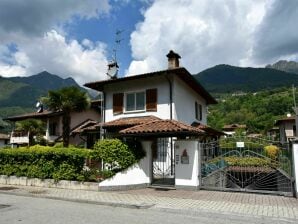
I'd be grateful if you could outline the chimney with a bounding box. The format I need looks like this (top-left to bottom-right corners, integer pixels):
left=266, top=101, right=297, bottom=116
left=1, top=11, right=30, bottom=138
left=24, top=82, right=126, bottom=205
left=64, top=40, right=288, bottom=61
left=166, top=50, right=181, bottom=69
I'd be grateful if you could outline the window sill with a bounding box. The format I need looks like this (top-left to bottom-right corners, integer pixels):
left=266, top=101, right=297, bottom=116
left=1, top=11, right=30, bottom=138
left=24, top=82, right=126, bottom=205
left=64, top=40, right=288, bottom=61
left=124, top=110, right=146, bottom=114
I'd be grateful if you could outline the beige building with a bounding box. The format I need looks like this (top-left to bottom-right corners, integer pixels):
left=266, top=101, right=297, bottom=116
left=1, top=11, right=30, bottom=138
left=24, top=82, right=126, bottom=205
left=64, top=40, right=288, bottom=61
left=4, top=101, right=101, bottom=147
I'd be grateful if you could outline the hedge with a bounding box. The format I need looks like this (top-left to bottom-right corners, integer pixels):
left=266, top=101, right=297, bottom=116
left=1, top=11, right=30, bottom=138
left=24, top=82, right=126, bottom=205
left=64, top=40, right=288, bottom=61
left=0, top=139, right=145, bottom=182
left=209, top=156, right=272, bottom=167
left=0, top=145, right=93, bottom=181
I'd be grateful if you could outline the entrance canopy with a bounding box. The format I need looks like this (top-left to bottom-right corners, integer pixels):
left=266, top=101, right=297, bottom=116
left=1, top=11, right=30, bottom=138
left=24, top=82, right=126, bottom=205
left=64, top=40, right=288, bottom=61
left=119, top=119, right=205, bottom=137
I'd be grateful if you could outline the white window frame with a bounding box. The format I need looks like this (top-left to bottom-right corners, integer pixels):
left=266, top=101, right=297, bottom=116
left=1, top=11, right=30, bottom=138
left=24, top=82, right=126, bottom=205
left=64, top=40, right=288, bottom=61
left=124, top=91, right=146, bottom=113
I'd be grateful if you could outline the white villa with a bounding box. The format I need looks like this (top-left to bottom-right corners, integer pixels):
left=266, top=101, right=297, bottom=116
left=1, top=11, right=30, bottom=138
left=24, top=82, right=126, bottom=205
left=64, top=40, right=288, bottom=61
left=80, top=50, right=221, bottom=189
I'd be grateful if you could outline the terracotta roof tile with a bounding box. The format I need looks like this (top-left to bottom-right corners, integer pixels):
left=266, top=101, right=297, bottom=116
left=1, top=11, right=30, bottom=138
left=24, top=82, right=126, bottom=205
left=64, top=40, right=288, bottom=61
left=71, top=119, right=99, bottom=134
left=102, top=116, right=161, bottom=128
left=120, top=119, right=205, bottom=136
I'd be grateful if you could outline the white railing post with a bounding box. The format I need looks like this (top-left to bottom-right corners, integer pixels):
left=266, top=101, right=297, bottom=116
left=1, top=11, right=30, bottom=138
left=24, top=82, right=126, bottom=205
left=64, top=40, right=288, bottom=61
left=292, top=140, right=298, bottom=196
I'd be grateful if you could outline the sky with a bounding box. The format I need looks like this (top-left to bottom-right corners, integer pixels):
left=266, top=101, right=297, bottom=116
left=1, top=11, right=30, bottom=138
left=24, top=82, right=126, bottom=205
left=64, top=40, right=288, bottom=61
left=0, top=0, right=298, bottom=85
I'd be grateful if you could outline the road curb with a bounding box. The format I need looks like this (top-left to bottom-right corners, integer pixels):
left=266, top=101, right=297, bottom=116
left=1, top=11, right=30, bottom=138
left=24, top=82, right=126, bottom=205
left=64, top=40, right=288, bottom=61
left=0, top=190, right=155, bottom=209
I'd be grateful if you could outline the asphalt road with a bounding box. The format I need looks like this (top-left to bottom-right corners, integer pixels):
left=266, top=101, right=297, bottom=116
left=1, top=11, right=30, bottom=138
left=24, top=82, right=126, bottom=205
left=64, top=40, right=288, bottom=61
left=0, top=193, right=296, bottom=224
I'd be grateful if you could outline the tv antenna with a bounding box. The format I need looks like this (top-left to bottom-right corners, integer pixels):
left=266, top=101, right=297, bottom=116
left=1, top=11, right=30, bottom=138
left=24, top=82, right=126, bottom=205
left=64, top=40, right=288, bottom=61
left=106, top=29, right=124, bottom=79
left=35, top=101, right=43, bottom=113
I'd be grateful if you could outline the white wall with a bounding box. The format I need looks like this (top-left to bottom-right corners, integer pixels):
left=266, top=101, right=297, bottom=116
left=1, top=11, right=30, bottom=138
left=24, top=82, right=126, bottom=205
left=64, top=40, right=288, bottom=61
left=172, top=76, right=207, bottom=125
left=293, top=143, right=298, bottom=195
left=104, top=76, right=171, bottom=122
left=99, top=141, right=152, bottom=188
left=174, top=140, right=199, bottom=188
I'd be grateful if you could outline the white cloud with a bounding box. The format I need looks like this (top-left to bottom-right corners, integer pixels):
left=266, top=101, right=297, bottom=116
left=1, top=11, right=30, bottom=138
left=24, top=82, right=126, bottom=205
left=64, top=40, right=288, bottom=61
left=127, top=0, right=269, bottom=75
left=0, top=31, right=108, bottom=85
left=0, top=0, right=110, bottom=43
left=253, top=0, right=298, bottom=64
left=0, top=0, right=111, bottom=84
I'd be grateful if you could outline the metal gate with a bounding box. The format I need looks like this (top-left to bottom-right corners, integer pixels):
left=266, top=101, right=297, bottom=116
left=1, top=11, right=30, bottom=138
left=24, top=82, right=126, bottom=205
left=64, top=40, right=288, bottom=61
left=152, top=138, right=175, bottom=186
left=200, top=137, right=294, bottom=196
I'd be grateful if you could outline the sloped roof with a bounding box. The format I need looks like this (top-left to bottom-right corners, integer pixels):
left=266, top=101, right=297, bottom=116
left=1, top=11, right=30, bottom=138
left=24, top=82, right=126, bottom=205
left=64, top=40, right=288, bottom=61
left=102, top=116, right=161, bottom=128
left=4, top=110, right=63, bottom=122
left=223, top=124, right=247, bottom=130
left=192, top=122, right=224, bottom=136
left=0, top=133, right=9, bottom=140
left=84, top=67, right=217, bottom=105
left=275, top=116, right=295, bottom=125
left=119, top=119, right=205, bottom=137
left=71, top=119, right=99, bottom=134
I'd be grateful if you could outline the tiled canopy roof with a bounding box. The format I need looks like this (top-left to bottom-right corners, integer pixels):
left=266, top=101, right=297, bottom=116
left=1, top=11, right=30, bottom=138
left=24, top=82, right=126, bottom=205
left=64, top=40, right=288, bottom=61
left=71, top=119, right=99, bottom=134
left=102, top=116, right=161, bottom=128
left=119, top=119, right=205, bottom=136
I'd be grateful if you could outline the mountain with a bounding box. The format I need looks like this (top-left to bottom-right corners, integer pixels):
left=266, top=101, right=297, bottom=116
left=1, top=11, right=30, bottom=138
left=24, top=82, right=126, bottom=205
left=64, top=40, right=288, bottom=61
left=9, top=71, right=79, bottom=91
left=266, top=60, right=298, bottom=74
left=0, top=71, right=83, bottom=131
left=194, top=64, right=298, bottom=93
left=0, top=71, right=81, bottom=108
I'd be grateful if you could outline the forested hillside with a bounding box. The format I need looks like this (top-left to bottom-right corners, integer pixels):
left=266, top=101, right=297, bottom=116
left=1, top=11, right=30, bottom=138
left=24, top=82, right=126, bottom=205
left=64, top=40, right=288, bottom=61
left=208, top=87, right=296, bottom=133
left=195, top=64, right=298, bottom=94
left=0, top=71, right=82, bottom=131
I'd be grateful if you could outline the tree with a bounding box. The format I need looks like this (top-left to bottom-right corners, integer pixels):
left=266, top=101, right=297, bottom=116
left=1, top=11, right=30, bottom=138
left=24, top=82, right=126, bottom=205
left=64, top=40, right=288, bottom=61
left=42, top=86, right=89, bottom=147
left=16, top=119, right=45, bottom=146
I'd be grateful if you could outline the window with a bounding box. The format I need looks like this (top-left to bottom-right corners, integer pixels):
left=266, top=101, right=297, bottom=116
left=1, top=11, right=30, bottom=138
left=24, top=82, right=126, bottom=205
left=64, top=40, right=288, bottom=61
left=125, top=91, right=145, bottom=112
left=113, top=89, right=157, bottom=114
left=195, top=102, right=202, bottom=121
left=49, top=122, right=57, bottom=135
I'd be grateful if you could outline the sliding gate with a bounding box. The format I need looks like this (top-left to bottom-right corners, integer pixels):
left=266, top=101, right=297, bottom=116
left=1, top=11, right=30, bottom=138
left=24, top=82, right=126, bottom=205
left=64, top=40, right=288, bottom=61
left=200, top=137, right=294, bottom=196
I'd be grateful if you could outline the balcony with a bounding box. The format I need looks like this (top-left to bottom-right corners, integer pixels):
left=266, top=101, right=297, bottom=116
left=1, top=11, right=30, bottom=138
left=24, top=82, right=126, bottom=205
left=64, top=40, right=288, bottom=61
left=10, top=131, right=29, bottom=145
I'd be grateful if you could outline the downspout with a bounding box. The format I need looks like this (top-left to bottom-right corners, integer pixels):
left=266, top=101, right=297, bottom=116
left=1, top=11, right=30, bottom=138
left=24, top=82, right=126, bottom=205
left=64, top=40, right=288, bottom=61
left=101, top=91, right=106, bottom=139
left=166, top=75, right=173, bottom=120
left=166, top=75, right=174, bottom=178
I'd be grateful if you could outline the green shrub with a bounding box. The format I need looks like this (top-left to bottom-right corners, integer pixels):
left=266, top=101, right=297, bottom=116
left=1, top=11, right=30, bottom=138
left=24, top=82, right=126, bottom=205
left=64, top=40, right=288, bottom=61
left=0, top=145, right=91, bottom=181
left=210, top=156, right=271, bottom=167
left=52, top=163, right=77, bottom=181
left=93, top=139, right=145, bottom=174
left=264, top=145, right=280, bottom=160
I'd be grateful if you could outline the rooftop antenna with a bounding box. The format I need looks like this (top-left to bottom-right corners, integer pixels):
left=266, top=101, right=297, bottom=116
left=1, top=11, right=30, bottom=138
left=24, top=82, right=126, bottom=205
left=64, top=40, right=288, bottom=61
left=106, top=29, right=124, bottom=79
left=35, top=101, right=43, bottom=113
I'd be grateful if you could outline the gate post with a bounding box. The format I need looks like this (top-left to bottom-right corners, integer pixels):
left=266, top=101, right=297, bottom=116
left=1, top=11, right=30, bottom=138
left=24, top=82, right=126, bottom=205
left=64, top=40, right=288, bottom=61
left=292, top=141, right=298, bottom=196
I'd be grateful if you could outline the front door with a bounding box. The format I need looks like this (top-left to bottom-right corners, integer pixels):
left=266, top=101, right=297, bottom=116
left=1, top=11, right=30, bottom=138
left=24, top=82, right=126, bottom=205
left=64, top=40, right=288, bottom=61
left=152, top=138, right=175, bottom=186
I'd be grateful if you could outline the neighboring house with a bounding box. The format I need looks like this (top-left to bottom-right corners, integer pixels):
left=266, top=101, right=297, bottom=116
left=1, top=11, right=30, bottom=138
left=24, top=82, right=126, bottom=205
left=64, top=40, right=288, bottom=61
left=4, top=101, right=101, bottom=147
left=0, top=133, right=9, bottom=148
left=81, top=50, right=221, bottom=189
left=222, top=124, right=247, bottom=136
left=276, top=116, right=296, bottom=143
